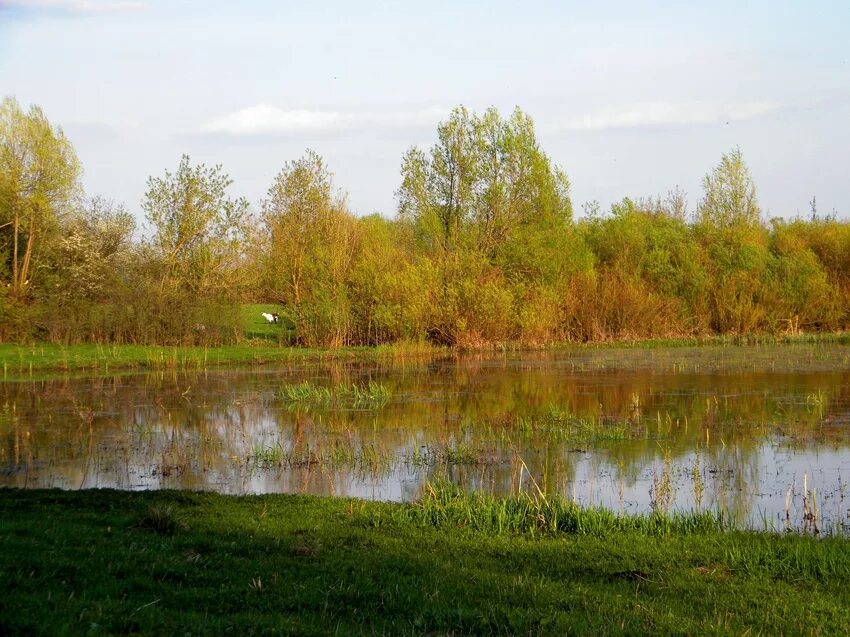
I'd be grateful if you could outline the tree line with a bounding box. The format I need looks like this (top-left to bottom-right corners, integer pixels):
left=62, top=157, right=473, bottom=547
left=1, top=96, right=848, bottom=346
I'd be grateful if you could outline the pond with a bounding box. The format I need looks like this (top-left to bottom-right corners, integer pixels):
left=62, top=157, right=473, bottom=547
left=2, top=344, right=850, bottom=533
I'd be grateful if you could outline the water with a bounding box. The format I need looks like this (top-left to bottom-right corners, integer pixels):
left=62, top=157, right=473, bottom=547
left=2, top=344, right=850, bottom=532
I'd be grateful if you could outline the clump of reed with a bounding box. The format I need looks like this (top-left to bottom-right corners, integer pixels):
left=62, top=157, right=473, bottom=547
left=376, top=481, right=726, bottom=537
left=478, top=405, right=641, bottom=445
left=137, top=503, right=188, bottom=535
left=250, top=442, right=285, bottom=467
left=280, top=381, right=333, bottom=405
left=340, top=381, right=392, bottom=408
left=278, top=380, right=392, bottom=409
left=248, top=440, right=394, bottom=475
left=650, top=446, right=676, bottom=513
left=407, top=442, right=495, bottom=466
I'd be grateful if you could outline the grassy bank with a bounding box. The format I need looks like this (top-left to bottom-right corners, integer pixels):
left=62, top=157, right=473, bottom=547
left=1, top=488, right=848, bottom=635
left=0, top=340, right=438, bottom=375
left=2, top=331, right=850, bottom=376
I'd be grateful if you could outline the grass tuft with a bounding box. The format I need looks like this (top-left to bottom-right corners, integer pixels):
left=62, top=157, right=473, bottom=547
left=137, top=503, right=187, bottom=535
left=279, top=380, right=392, bottom=409
left=380, top=481, right=727, bottom=537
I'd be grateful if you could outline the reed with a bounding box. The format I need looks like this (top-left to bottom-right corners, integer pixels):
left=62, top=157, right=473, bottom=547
left=279, top=381, right=333, bottom=405
left=278, top=380, right=392, bottom=409
left=386, top=481, right=727, bottom=537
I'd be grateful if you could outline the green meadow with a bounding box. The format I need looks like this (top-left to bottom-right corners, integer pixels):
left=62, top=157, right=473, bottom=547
left=1, top=487, right=848, bottom=636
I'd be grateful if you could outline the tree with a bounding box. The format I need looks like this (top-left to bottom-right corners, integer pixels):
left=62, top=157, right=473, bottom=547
left=397, top=106, right=480, bottom=253
left=46, top=196, right=136, bottom=302
left=260, top=150, right=358, bottom=346
left=143, top=155, right=248, bottom=294
left=396, top=106, right=574, bottom=344
left=0, top=96, right=81, bottom=299
left=698, top=147, right=760, bottom=227
left=397, top=106, right=571, bottom=260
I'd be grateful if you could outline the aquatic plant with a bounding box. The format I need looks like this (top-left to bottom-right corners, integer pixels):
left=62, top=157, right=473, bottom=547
left=278, top=380, right=391, bottom=409
left=280, top=381, right=333, bottom=405
left=250, top=443, right=284, bottom=467
left=338, top=380, right=392, bottom=408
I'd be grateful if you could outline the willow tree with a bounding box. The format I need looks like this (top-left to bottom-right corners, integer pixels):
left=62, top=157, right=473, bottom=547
left=698, top=147, right=761, bottom=228
left=143, top=155, right=248, bottom=295
left=260, top=150, right=358, bottom=346
left=397, top=106, right=571, bottom=262
left=697, top=148, right=770, bottom=332
left=0, top=96, right=81, bottom=300
left=396, top=106, right=574, bottom=344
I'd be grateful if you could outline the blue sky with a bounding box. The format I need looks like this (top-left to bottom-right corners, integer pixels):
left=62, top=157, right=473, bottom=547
left=1, top=0, right=848, bottom=222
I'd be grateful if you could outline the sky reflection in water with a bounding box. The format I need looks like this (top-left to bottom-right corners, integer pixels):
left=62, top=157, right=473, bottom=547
left=2, top=345, right=850, bottom=532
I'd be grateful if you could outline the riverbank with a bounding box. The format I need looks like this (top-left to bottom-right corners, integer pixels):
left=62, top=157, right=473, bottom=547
left=0, top=340, right=439, bottom=375
left=1, top=487, right=848, bottom=635
left=2, top=331, right=850, bottom=375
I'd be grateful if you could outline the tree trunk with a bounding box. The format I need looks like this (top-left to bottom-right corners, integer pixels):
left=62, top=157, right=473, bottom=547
left=11, top=210, right=19, bottom=298
left=18, top=215, right=36, bottom=296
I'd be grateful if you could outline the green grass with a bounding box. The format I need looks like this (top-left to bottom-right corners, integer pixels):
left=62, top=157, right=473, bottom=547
left=559, top=331, right=850, bottom=350
left=280, top=380, right=392, bottom=409
left=2, top=325, right=849, bottom=377
left=1, top=487, right=849, bottom=635
left=241, top=303, right=296, bottom=342
left=0, top=342, right=434, bottom=377
left=248, top=440, right=394, bottom=474
left=516, top=406, right=638, bottom=442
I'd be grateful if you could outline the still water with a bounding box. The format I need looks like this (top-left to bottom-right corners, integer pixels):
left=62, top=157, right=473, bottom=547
left=2, top=345, right=850, bottom=532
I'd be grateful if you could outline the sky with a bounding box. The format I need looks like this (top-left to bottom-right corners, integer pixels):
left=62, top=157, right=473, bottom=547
left=1, top=0, right=849, bottom=224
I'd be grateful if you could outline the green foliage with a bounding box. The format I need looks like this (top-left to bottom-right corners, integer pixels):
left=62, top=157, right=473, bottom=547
left=143, top=154, right=248, bottom=295
left=348, top=215, right=433, bottom=344
left=3, top=96, right=850, bottom=347
left=0, top=96, right=81, bottom=302
left=259, top=150, right=358, bottom=346
left=698, top=147, right=761, bottom=227
left=397, top=106, right=571, bottom=259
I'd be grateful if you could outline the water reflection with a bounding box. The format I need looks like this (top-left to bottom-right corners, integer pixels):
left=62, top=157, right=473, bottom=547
left=2, top=345, right=850, bottom=532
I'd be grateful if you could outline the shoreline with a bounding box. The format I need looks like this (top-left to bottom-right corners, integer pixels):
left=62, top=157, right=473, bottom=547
left=2, top=331, right=849, bottom=375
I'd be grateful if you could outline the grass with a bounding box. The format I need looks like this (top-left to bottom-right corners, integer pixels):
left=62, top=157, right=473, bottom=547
left=517, top=406, right=637, bottom=442
left=0, top=342, right=438, bottom=377
left=241, top=303, right=296, bottom=342
left=556, top=331, right=850, bottom=350
left=279, top=380, right=392, bottom=409
left=1, top=486, right=849, bottom=636
left=280, top=380, right=335, bottom=405
left=385, top=481, right=728, bottom=536
left=3, top=303, right=849, bottom=377
left=248, top=440, right=394, bottom=474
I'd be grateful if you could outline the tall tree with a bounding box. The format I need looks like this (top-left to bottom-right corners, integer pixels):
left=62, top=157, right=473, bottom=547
left=0, top=96, right=81, bottom=299
left=698, top=147, right=761, bottom=227
left=143, top=155, right=248, bottom=294
left=398, top=106, right=480, bottom=253
left=260, top=150, right=358, bottom=345
left=397, top=106, right=571, bottom=262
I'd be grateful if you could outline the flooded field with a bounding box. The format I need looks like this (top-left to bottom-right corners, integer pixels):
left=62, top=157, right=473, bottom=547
left=3, top=344, right=850, bottom=533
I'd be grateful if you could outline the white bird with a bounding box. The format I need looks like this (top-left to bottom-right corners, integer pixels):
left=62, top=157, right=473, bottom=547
left=261, top=312, right=275, bottom=323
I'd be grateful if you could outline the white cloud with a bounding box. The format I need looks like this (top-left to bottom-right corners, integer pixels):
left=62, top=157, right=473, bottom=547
left=562, top=101, right=782, bottom=131
left=200, top=104, right=447, bottom=136
left=0, top=0, right=147, bottom=14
